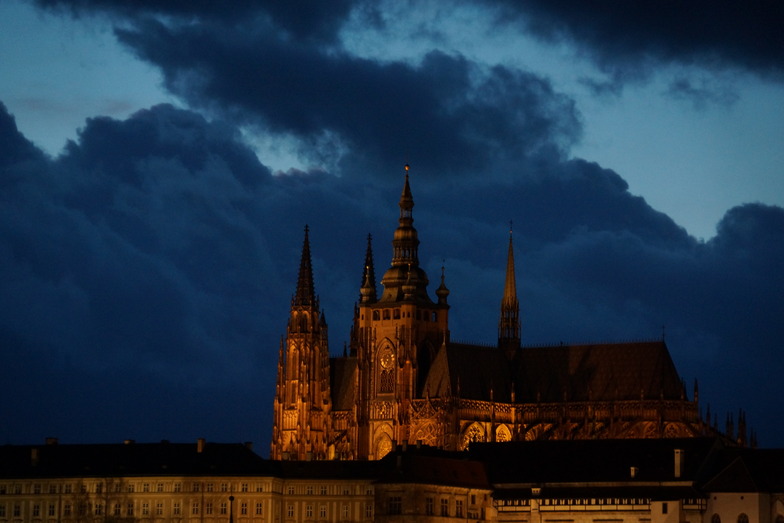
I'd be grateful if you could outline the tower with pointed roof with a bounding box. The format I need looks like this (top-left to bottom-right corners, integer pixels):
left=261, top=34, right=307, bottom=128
left=271, top=226, right=332, bottom=460
left=343, top=164, right=450, bottom=459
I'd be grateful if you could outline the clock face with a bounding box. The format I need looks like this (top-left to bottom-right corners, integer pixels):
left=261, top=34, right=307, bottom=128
left=380, top=350, right=394, bottom=369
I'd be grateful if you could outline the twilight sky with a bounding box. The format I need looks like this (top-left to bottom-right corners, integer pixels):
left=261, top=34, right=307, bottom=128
left=1, top=0, right=782, bottom=452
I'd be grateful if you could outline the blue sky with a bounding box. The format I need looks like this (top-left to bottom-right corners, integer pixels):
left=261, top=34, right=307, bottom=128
left=1, top=0, right=782, bottom=450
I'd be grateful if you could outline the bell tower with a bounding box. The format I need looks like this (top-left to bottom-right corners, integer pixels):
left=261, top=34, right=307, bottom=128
left=350, top=165, right=449, bottom=459
left=271, top=226, right=332, bottom=460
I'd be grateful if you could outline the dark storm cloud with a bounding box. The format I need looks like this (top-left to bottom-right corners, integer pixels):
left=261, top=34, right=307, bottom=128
left=34, top=0, right=357, bottom=43
left=489, top=0, right=784, bottom=83
left=110, top=17, right=579, bottom=179
left=2, top=101, right=783, bottom=447
left=34, top=0, right=581, bottom=179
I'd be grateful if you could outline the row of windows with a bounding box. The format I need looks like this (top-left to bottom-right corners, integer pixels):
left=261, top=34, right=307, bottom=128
left=0, top=500, right=265, bottom=518
left=369, top=309, right=439, bottom=322
left=285, top=502, right=371, bottom=519
left=425, top=497, right=464, bottom=517
left=284, top=485, right=372, bottom=496
left=0, top=481, right=265, bottom=495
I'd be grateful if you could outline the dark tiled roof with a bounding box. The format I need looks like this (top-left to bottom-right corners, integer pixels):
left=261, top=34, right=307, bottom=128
left=424, top=341, right=685, bottom=403
left=330, top=356, right=357, bottom=410
left=0, top=441, right=268, bottom=478
left=469, top=437, right=720, bottom=485
left=699, top=448, right=784, bottom=492
left=376, top=447, right=490, bottom=489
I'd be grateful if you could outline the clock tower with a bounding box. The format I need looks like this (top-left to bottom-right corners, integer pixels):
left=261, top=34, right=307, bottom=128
left=350, top=165, right=450, bottom=459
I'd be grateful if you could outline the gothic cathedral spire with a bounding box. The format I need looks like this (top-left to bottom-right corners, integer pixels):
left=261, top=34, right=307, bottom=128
left=499, top=225, right=521, bottom=356
left=271, top=226, right=332, bottom=460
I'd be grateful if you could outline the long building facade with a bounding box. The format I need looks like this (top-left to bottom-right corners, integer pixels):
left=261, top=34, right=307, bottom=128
left=2, top=437, right=782, bottom=523
left=271, top=166, right=721, bottom=462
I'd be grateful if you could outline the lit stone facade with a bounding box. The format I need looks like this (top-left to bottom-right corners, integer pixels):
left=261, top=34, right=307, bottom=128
left=272, top=167, right=721, bottom=462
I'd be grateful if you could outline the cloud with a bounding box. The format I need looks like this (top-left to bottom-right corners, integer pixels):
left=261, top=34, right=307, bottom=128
left=488, top=0, right=784, bottom=84
left=1, top=100, right=783, bottom=448
left=112, top=19, right=579, bottom=179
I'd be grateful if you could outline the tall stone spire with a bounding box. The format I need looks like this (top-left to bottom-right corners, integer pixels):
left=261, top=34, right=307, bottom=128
left=293, top=225, right=316, bottom=307
left=271, top=225, right=331, bottom=460
left=498, top=224, right=520, bottom=356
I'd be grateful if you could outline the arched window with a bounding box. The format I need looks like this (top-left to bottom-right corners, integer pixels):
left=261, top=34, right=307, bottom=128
left=738, top=514, right=749, bottom=523
left=372, top=310, right=380, bottom=320
left=712, top=514, right=721, bottom=523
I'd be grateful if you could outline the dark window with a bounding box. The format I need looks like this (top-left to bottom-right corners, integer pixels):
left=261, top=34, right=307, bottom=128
left=388, top=496, right=402, bottom=515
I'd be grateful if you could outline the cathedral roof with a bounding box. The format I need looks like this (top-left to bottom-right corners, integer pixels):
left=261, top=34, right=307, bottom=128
left=424, top=340, right=685, bottom=403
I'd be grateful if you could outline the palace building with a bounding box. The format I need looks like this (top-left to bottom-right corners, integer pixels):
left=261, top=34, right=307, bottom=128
left=271, top=166, right=721, bottom=462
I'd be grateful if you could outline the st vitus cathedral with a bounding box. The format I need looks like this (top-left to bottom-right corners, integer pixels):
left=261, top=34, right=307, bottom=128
left=271, top=166, right=719, bottom=461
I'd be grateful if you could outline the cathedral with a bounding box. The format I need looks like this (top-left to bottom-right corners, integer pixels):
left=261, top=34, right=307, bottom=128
left=271, top=166, right=716, bottom=461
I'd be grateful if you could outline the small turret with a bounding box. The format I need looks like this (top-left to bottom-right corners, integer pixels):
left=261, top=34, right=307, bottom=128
left=359, top=234, right=377, bottom=303
left=436, top=265, right=450, bottom=305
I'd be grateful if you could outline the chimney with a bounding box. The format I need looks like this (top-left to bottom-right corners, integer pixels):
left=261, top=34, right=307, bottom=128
left=197, top=438, right=206, bottom=453
left=45, top=437, right=58, bottom=445
left=674, top=449, right=683, bottom=478
left=630, top=466, right=638, bottom=479
left=31, top=448, right=40, bottom=466
left=123, top=439, right=135, bottom=445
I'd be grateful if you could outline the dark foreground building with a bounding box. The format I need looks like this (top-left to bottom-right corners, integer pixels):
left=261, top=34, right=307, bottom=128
left=2, top=437, right=783, bottom=523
